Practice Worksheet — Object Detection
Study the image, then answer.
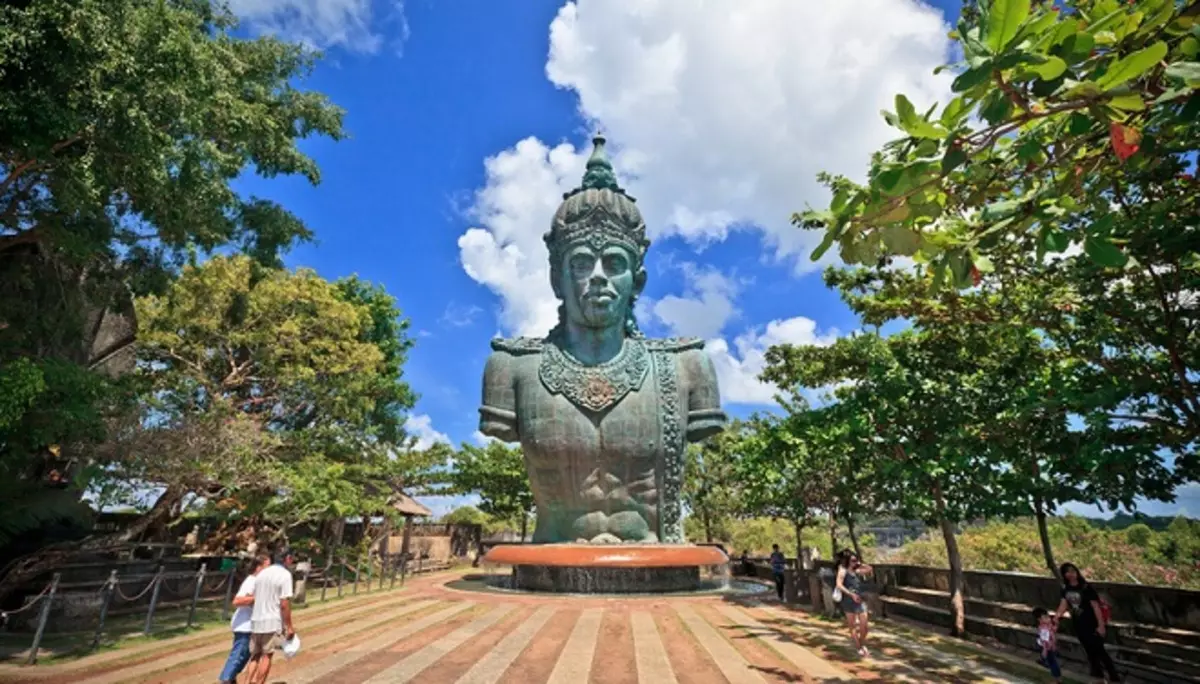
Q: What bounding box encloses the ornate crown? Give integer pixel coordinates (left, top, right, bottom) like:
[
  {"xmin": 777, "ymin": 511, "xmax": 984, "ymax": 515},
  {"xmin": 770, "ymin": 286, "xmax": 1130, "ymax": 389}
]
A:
[{"xmin": 544, "ymin": 135, "xmax": 649, "ymax": 263}]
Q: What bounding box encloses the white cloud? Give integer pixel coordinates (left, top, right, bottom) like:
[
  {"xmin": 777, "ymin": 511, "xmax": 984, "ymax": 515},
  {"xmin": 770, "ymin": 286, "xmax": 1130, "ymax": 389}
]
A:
[
  {"xmin": 707, "ymin": 317, "xmax": 839, "ymax": 405},
  {"xmin": 460, "ymin": 0, "xmax": 952, "ymax": 338},
  {"xmin": 404, "ymin": 413, "xmax": 450, "ymax": 449},
  {"xmin": 227, "ymin": 0, "xmax": 406, "ymax": 53},
  {"xmin": 458, "ymin": 138, "xmax": 586, "ymax": 338},
  {"xmin": 440, "ymin": 302, "xmax": 483, "ymax": 328},
  {"xmin": 470, "ymin": 430, "xmax": 497, "ymax": 446},
  {"xmin": 648, "ymin": 264, "xmax": 741, "ymax": 339}
]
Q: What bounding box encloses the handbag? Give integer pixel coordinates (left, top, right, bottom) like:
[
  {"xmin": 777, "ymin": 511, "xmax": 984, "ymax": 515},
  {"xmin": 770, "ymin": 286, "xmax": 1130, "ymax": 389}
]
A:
[{"xmin": 832, "ymin": 587, "xmax": 843, "ymax": 602}]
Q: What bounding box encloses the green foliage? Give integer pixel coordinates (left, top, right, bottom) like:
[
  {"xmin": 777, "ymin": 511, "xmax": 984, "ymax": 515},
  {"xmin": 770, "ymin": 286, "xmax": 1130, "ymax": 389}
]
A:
[
  {"xmin": 890, "ymin": 515, "xmax": 1200, "ymax": 589},
  {"xmin": 800, "ymin": 0, "xmax": 1197, "ymax": 276},
  {"xmin": 0, "ymin": 0, "xmax": 345, "ymax": 556},
  {"xmin": 441, "ymin": 442, "xmax": 534, "ymax": 525},
  {"xmin": 1124, "ymin": 523, "xmax": 1154, "ymax": 547},
  {"xmin": 440, "ymin": 505, "xmax": 522, "ymax": 537},
  {"xmin": 795, "ymin": 0, "xmax": 1200, "ymax": 467},
  {"xmin": 117, "ymin": 255, "xmax": 424, "ymax": 536},
  {"xmin": 688, "ymin": 516, "xmax": 875, "ymax": 561},
  {"xmin": 683, "ymin": 422, "xmax": 744, "ymax": 543},
  {"xmin": 0, "ymin": 0, "xmax": 344, "ymax": 271}
]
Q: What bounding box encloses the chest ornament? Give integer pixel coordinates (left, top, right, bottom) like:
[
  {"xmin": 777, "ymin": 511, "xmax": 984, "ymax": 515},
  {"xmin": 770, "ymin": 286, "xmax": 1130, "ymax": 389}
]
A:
[{"xmin": 539, "ymin": 338, "xmax": 649, "ymax": 413}]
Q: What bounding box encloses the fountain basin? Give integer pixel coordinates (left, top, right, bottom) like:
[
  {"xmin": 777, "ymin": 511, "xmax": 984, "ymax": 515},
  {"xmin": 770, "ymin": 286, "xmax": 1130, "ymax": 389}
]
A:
[{"xmin": 481, "ymin": 544, "xmax": 729, "ymax": 594}]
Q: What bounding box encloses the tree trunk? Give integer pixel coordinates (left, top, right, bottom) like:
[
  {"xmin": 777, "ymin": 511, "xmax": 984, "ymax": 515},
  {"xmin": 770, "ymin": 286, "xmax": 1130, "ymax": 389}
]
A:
[
  {"xmin": 0, "ymin": 484, "xmax": 186, "ymax": 602},
  {"xmin": 847, "ymin": 512, "xmax": 864, "ymax": 560},
  {"xmin": 828, "ymin": 512, "xmax": 839, "ymax": 557},
  {"xmin": 1034, "ymin": 497, "xmax": 1058, "ymax": 579},
  {"xmin": 939, "ymin": 516, "xmax": 966, "ymax": 637},
  {"xmin": 793, "ymin": 519, "xmax": 805, "ymax": 570},
  {"xmin": 703, "ymin": 511, "xmax": 714, "ymax": 544},
  {"xmin": 520, "ymin": 513, "xmax": 528, "ymax": 543}
]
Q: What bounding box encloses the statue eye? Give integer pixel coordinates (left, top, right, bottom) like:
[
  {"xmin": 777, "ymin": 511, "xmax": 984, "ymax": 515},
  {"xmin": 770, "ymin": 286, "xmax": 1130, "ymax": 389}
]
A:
[
  {"xmin": 569, "ymin": 254, "xmax": 595, "ymax": 274},
  {"xmin": 603, "ymin": 254, "xmax": 628, "ymax": 274}
]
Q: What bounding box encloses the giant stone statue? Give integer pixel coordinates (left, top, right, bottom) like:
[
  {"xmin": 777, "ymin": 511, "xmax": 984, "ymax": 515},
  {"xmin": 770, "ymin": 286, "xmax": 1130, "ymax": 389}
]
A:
[{"xmin": 479, "ymin": 136, "xmax": 726, "ymax": 545}]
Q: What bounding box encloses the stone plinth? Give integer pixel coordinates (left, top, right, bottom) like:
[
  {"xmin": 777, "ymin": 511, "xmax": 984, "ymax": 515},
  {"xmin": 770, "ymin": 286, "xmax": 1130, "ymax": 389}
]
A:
[{"xmin": 482, "ymin": 544, "xmax": 728, "ymax": 594}]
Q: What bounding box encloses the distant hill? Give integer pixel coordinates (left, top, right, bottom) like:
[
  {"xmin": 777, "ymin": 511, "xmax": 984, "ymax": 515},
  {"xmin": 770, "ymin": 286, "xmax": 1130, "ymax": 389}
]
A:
[{"xmin": 1086, "ymin": 512, "xmax": 1195, "ymax": 532}]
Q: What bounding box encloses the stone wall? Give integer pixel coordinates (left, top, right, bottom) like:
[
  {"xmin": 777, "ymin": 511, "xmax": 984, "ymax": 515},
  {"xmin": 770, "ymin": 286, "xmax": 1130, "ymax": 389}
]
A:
[
  {"xmin": 863, "ymin": 563, "xmax": 1200, "ymax": 632},
  {"xmin": 809, "ymin": 561, "xmax": 1200, "ymax": 683}
]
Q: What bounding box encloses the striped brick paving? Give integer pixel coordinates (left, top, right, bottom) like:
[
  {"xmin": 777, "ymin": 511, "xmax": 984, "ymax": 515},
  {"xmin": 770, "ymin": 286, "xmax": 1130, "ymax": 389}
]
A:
[{"xmin": 0, "ymin": 573, "xmax": 1037, "ymax": 684}]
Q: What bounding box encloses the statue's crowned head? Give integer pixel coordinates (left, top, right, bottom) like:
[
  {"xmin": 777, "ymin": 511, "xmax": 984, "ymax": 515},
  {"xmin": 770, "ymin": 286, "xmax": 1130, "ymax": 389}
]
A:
[{"xmin": 545, "ymin": 135, "xmax": 649, "ymax": 338}]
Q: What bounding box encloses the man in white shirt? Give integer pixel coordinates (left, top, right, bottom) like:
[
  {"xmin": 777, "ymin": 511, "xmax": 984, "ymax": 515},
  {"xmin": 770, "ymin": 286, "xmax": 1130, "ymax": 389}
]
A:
[
  {"xmin": 219, "ymin": 554, "xmax": 269, "ymax": 684},
  {"xmin": 246, "ymin": 550, "xmax": 297, "ymax": 684}
]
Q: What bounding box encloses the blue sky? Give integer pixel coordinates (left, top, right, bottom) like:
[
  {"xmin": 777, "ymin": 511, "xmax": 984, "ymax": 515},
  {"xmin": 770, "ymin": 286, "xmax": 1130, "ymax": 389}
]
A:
[{"xmin": 229, "ymin": 0, "xmax": 1196, "ymax": 519}]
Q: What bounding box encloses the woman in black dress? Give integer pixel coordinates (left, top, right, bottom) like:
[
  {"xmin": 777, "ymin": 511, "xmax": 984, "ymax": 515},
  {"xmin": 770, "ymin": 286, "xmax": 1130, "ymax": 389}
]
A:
[{"xmin": 1054, "ymin": 562, "xmax": 1120, "ymax": 682}]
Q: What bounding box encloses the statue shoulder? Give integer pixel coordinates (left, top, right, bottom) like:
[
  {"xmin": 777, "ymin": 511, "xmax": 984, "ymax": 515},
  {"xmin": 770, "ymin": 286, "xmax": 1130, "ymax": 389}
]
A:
[
  {"xmin": 644, "ymin": 337, "xmax": 706, "ymax": 354},
  {"xmin": 489, "ymin": 336, "xmax": 546, "ymax": 356}
]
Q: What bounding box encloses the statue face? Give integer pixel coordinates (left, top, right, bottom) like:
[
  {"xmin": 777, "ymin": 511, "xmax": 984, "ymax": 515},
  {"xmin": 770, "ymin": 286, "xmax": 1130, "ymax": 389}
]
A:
[{"xmin": 559, "ymin": 242, "xmax": 641, "ymax": 330}]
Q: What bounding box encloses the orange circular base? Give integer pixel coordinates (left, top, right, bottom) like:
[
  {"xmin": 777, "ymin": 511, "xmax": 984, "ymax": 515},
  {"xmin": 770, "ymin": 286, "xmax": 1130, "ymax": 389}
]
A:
[{"xmin": 481, "ymin": 544, "xmax": 728, "ymax": 569}]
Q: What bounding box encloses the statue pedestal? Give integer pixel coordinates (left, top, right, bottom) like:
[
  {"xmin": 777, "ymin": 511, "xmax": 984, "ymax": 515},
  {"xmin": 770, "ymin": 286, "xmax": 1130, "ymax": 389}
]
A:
[{"xmin": 481, "ymin": 544, "xmax": 728, "ymax": 594}]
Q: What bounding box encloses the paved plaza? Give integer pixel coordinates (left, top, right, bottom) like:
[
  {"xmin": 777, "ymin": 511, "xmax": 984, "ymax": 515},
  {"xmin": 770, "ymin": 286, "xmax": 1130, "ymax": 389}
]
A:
[{"xmin": 0, "ymin": 572, "xmax": 1038, "ymax": 684}]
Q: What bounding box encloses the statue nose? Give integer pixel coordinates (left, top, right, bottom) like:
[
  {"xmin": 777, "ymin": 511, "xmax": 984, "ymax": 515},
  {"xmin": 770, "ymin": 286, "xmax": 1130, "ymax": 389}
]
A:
[{"xmin": 588, "ymin": 261, "xmax": 607, "ymax": 282}]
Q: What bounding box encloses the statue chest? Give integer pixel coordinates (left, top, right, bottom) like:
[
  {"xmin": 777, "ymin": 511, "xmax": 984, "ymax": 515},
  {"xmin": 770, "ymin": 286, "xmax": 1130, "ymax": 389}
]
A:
[{"xmin": 516, "ymin": 366, "xmax": 667, "ymax": 465}]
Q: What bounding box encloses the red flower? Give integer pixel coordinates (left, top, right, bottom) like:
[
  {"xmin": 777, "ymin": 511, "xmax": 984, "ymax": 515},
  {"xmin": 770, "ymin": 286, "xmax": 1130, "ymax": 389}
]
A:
[
  {"xmin": 1109, "ymin": 122, "xmax": 1141, "ymax": 162},
  {"xmin": 971, "ymin": 265, "xmax": 982, "ymax": 287}
]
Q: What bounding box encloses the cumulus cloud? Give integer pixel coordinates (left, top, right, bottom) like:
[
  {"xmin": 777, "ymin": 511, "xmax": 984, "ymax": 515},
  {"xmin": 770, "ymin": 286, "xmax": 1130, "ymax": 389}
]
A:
[
  {"xmin": 404, "ymin": 413, "xmax": 450, "ymax": 449},
  {"xmin": 707, "ymin": 317, "xmax": 839, "ymax": 405},
  {"xmin": 227, "ymin": 0, "xmax": 407, "ymax": 53},
  {"xmin": 648, "ymin": 264, "xmax": 741, "ymax": 339},
  {"xmin": 460, "ymin": 0, "xmax": 952, "ymax": 339}
]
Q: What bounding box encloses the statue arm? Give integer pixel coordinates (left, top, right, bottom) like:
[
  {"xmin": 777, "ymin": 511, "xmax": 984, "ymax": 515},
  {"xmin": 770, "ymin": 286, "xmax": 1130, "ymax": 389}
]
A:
[
  {"xmin": 479, "ymin": 351, "xmax": 519, "ymax": 442},
  {"xmin": 682, "ymin": 348, "xmax": 726, "ymax": 442}
]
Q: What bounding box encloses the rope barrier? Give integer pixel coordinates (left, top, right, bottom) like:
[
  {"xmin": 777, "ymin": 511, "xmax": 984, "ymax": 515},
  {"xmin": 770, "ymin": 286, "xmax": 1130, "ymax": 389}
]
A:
[
  {"xmin": 115, "ymin": 571, "xmax": 161, "ymax": 602},
  {"xmin": 0, "ymin": 580, "xmax": 54, "ymax": 623}
]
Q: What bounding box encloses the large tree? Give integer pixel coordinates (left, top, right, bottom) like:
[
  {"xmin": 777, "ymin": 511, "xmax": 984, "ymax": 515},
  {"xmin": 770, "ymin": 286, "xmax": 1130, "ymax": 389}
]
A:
[
  {"xmin": 0, "ymin": 257, "xmax": 425, "ymax": 599},
  {"xmin": 795, "ymin": 0, "xmax": 1200, "ymax": 467},
  {"xmin": 0, "ymin": 0, "xmax": 344, "ymax": 553}
]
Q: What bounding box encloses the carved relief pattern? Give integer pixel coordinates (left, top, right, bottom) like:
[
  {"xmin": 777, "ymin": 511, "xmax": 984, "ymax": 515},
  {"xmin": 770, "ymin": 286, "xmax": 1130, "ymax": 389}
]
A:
[
  {"xmin": 539, "ymin": 338, "xmax": 650, "ymax": 413},
  {"xmin": 653, "ymin": 348, "xmax": 684, "ymax": 544}
]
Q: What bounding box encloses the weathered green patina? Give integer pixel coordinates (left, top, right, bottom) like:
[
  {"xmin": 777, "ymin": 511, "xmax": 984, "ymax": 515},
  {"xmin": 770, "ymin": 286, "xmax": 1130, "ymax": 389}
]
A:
[{"xmin": 479, "ymin": 136, "xmax": 726, "ymax": 544}]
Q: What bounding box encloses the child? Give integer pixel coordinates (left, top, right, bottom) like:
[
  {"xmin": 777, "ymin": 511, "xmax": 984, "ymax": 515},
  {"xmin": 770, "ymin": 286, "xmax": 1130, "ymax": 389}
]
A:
[{"xmin": 1033, "ymin": 607, "xmax": 1062, "ymax": 683}]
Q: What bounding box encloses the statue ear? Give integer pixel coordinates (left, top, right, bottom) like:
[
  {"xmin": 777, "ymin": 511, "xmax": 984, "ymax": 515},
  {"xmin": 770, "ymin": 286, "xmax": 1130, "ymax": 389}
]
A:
[{"xmin": 633, "ymin": 267, "xmax": 647, "ymax": 296}]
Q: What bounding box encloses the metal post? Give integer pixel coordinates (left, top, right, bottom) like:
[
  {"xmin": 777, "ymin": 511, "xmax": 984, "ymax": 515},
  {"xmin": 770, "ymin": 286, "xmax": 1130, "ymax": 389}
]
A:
[
  {"xmin": 222, "ymin": 566, "xmax": 236, "ymax": 620},
  {"xmin": 143, "ymin": 566, "xmax": 164, "ymax": 635},
  {"xmin": 320, "ymin": 550, "xmax": 331, "ymax": 602},
  {"xmin": 27, "ymin": 573, "xmax": 60, "ymax": 665},
  {"xmin": 91, "ymin": 570, "xmax": 118, "ymax": 651},
  {"xmin": 389, "ymin": 555, "xmax": 397, "ymax": 590},
  {"xmin": 400, "ymin": 555, "xmax": 407, "ymax": 586},
  {"xmin": 337, "ymin": 558, "xmax": 344, "ymax": 598},
  {"xmin": 366, "ymin": 554, "xmax": 372, "ymax": 593},
  {"xmin": 186, "ymin": 565, "xmax": 206, "ymax": 628},
  {"xmin": 379, "ymin": 545, "xmax": 388, "ymax": 591},
  {"xmin": 353, "ymin": 558, "xmax": 360, "ymax": 595}
]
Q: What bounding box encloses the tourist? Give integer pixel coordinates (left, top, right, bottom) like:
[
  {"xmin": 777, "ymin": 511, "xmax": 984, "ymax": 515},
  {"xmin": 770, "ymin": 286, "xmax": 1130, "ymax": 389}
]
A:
[
  {"xmin": 1033, "ymin": 607, "xmax": 1062, "ymax": 684},
  {"xmin": 740, "ymin": 550, "xmax": 754, "ymax": 578},
  {"xmin": 768, "ymin": 544, "xmax": 786, "ymax": 600},
  {"xmin": 245, "ymin": 549, "xmax": 297, "ymax": 684},
  {"xmin": 1054, "ymin": 562, "xmax": 1120, "ymax": 682},
  {"xmin": 219, "ymin": 554, "xmax": 270, "ymax": 684},
  {"xmin": 835, "ymin": 549, "xmax": 873, "ymax": 657}
]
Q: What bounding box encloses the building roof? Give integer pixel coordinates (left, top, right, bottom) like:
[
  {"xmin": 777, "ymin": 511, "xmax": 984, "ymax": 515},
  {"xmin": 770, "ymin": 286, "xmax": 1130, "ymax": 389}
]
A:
[{"xmin": 389, "ymin": 491, "xmax": 432, "ymax": 518}]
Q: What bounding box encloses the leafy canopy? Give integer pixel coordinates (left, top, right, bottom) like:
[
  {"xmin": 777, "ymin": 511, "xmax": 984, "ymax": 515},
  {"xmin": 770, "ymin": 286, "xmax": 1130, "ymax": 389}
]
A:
[{"xmin": 798, "ymin": 0, "xmax": 1199, "ymax": 284}]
